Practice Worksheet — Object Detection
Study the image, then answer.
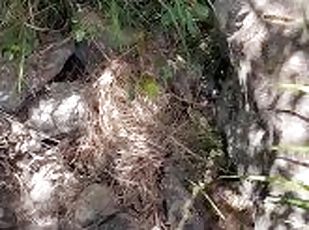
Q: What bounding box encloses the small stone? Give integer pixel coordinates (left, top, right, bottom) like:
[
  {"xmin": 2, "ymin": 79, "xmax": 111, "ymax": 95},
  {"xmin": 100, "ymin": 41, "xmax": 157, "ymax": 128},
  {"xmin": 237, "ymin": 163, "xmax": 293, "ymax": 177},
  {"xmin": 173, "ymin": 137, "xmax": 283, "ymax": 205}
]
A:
[{"xmin": 74, "ymin": 184, "xmax": 118, "ymax": 227}]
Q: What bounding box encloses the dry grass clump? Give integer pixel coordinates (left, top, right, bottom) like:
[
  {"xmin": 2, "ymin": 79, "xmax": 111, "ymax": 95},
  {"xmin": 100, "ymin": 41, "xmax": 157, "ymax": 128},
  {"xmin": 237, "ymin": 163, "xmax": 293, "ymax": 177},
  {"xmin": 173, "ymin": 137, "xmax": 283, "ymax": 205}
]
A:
[
  {"xmin": 62, "ymin": 59, "xmax": 173, "ymax": 226},
  {"xmin": 64, "ymin": 53, "xmax": 225, "ymax": 226}
]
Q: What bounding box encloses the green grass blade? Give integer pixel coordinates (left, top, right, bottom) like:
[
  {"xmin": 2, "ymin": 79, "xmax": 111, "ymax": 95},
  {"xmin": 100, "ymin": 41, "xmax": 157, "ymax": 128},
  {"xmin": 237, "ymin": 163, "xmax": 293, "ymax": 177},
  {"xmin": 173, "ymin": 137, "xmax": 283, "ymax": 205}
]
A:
[{"xmin": 279, "ymin": 83, "xmax": 309, "ymax": 93}]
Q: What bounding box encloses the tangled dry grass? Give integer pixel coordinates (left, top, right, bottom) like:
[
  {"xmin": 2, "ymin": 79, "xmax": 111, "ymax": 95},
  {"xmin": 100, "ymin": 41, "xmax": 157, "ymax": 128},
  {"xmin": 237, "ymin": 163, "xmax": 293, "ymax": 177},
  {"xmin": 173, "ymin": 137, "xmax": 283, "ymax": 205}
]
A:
[
  {"xmin": 61, "ymin": 60, "xmax": 174, "ymax": 227},
  {"xmin": 61, "ymin": 57, "xmax": 222, "ymax": 228}
]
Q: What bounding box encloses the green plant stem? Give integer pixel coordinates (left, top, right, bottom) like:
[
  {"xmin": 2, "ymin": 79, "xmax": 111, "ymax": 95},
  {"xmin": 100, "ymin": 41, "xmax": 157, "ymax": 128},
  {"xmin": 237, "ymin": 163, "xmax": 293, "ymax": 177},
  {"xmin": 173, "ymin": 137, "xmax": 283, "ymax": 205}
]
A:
[
  {"xmin": 17, "ymin": 26, "xmax": 26, "ymax": 92},
  {"xmin": 157, "ymin": 0, "xmax": 190, "ymax": 59}
]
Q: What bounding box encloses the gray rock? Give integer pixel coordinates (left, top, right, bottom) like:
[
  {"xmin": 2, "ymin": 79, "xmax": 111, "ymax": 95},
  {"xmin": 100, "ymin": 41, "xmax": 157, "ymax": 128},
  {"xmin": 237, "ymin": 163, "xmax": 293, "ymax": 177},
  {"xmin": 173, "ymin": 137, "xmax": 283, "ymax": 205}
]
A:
[
  {"xmin": 71, "ymin": 183, "xmax": 135, "ymax": 229},
  {"xmin": 162, "ymin": 168, "xmax": 207, "ymax": 230},
  {"xmin": 0, "ymin": 60, "xmax": 17, "ymax": 109},
  {"xmin": 27, "ymin": 82, "xmax": 87, "ymax": 136},
  {"xmin": 0, "ymin": 37, "xmax": 74, "ymax": 111},
  {"xmin": 0, "ymin": 201, "xmax": 17, "ymax": 229},
  {"xmin": 94, "ymin": 214, "xmax": 134, "ymax": 230},
  {"xmin": 73, "ymin": 183, "xmax": 118, "ymax": 227}
]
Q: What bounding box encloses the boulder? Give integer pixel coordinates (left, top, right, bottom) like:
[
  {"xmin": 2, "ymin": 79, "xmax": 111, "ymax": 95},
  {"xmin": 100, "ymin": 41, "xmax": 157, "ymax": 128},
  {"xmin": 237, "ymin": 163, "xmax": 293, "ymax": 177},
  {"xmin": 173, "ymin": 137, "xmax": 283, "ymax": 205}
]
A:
[{"xmin": 213, "ymin": 0, "xmax": 309, "ymax": 228}]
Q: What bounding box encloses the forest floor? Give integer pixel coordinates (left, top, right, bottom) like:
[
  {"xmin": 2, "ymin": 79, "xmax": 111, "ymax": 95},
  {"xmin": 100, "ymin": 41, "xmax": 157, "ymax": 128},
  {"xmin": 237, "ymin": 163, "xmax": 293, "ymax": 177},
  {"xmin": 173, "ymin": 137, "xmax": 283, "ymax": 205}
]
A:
[{"xmin": 0, "ymin": 1, "xmax": 254, "ymax": 229}]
